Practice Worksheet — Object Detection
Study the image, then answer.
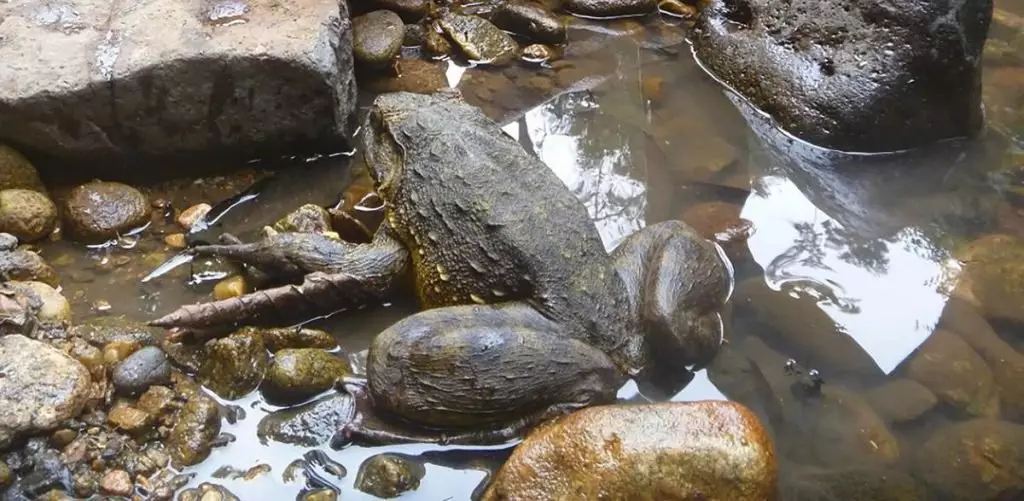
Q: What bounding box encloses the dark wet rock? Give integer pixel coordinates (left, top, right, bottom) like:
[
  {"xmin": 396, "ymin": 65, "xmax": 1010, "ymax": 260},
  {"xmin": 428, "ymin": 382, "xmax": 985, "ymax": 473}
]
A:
[
  {"xmin": 564, "ymin": 0, "xmax": 657, "ymax": 17},
  {"xmin": 781, "ymin": 463, "xmax": 924, "ymax": 501},
  {"xmin": 111, "ymin": 346, "xmax": 172, "ymax": 396},
  {"xmin": 903, "ymin": 329, "xmax": 1000, "ymax": 418},
  {"xmin": 160, "ymin": 340, "xmax": 205, "ymax": 373},
  {"xmin": 167, "ymin": 390, "xmax": 221, "ymax": 468},
  {"xmin": 941, "ymin": 298, "xmax": 1024, "ymax": 420},
  {"xmin": 0, "ymin": 145, "xmax": 46, "ymax": 193},
  {"xmin": 353, "ymin": 10, "xmax": 406, "ymax": 68},
  {"xmin": 0, "ymin": 335, "xmax": 91, "ymax": 448},
  {"xmin": 70, "ymin": 315, "xmax": 160, "ymax": 347},
  {"xmin": 955, "ymin": 234, "xmax": 1024, "ymax": 326},
  {"xmin": 482, "ymin": 401, "xmax": 777, "ymax": 500},
  {"xmin": 439, "ymin": 13, "xmax": 518, "ymax": 65},
  {"xmin": 177, "ymin": 482, "xmax": 240, "ymax": 501},
  {"xmin": 914, "ymin": 419, "xmax": 1024, "ymax": 500},
  {"xmin": 272, "ymin": 204, "xmax": 333, "ymax": 234},
  {"xmin": 0, "ymin": 189, "xmax": 57, "ymax": 243},
  {"xmin": 490, "ymin": 1, "xmax": 566, "ymax": 44},
  {"xmin": 734, "ymin": 278, "xmax": 883, "ymax": 379},
  {"xmin": 355, "ymin": 453, "xmax": 425, "ymax": 499},
  {"xmin": 692, "ymin": 0, "xmax": 992, "ymax": 152},
  {"xmin": 199, "ymin": 329, "xmax": 269, "ymax": 400},
  {"xmin": 252, "ymin": 326, "xmax": 337, "ymax": 352},
  {"xmin": 262, "ymin": 349, "xmax": 352, "ymax": 404},
  {"xmin": 363, "ymin": 59, "xmax": 450, "ymax": 95},
  {"xmin": 864, "ymin": 379, "xmax": 938, "ymax": 424},
  {"xmin": 61, "ymin": 182, "xmax": 149, "ymax": 243},
  {"xmin": 19, "ymin": 449, "xmax": 73, "ymax": 497},
  {"xmin": 403, "ymin": 23, "xmax": 426, "ymax": 46},
  {"xmin": 0, "ymin": 245, "xmax": 60, "ymax": 287},
  {"xmin": 301, "ymin": 489, "xmax": 338, "ymax": 501},
  {"xmin": 0, "ymin": 0, "xmax": 357, "ymax": 176}
]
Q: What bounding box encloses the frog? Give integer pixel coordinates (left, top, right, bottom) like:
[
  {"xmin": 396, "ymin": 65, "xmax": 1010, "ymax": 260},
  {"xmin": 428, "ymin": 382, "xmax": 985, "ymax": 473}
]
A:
[{"xmin": 150, "ymin": 89, "xmax": 732, "ymax": 445}]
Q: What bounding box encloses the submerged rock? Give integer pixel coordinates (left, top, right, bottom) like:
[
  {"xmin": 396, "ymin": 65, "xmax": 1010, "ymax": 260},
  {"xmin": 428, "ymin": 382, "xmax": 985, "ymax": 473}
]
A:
[
  {"xmin": 954, "ymin": 234, "xmax": 1024, "ymax": 326},
  {"xmin": 903, "ymin": 329, "xmax": 1000, "ymax": 418},
  {"xmin": 0, "ymin": 189, "xmax": 57, "ymax": 243},
  {"xmin": 0, "ymin": 0, "xmax": 357, "ymax": 175},
  {"xmin": 692, "ymin": 0, "xmax": 992, "ymax": 152},
  {"xmin": 355, "ymin": 453, "xmax": 426, "ymax": 499},
  {"xmin": 781, "ymin": 464, "xmax": 924, "ymax": 501},
  {"xmin": 0, "ymin": 335, "xmax": 91, "ymax": 449},
  {"xmin": 439, "ymin": 13, "xmax": 518, "ymax": 65},
  {"xmin": 482, "ymin": 401, "xmax": 777, "ymax": 500},
  {"xmin": 257, "ymin": 393, "xmax": 355, "ymax": 446},
  {"xmin": 69, "ymin": 315, "xmax": 160, "ymax": 347},
  {"xmin": 352, "ymin": 10, "xmax": 406, "ymax": 68},
  {"xmin": 61, "ymin": 181, "xmax": 150, "ymax": 243},
  {"xmin": 363, "ymin": 59, "xmax": 450, "ymax": 95},
  {"xmin": 914, "ymin": 419, "xmax": 1024, "ymax": 500},
  {"xmin": 863, "ymin": 378, "xmax": 938, "ymax": 424}
]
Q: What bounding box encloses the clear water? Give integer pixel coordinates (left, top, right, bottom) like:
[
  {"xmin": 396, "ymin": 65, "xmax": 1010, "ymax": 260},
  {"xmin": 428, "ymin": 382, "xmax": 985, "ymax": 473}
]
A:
[{"xmin": 34, "ymin": 4, "xmax": 1024, "ymax": 500}]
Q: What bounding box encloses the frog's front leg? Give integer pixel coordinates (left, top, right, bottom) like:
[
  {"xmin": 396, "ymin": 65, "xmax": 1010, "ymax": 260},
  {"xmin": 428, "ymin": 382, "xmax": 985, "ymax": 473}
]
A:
[
  {"xmin": 148, "ymin": 227, "xmax": 410, "ymax": 332},
  {"xmin": 611, "ymin": 220, "xmax": 733, "ymax": 383},
  {"xmin": 331, "ymin": 302, "xmax": 628, "ymax": 447}
]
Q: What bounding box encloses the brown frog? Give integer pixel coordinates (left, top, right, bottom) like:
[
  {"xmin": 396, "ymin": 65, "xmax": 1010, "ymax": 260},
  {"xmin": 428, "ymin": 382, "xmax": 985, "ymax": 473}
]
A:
[{"xmin": 151, "ymin": 89, "xmax": 732, "ymax": 445}]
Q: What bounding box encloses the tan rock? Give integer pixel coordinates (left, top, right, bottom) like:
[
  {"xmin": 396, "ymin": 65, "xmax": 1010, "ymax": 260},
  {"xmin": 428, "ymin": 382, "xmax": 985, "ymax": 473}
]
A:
[
  {"xmin": 99, "ymin": 469, "xmax": 133, "ymax": 496},
  {"xmin": 177, "ymin": 204, "xmax": 212, "ymax": 230},
  {"xmin": 482, "ymin": 401, "xmax": 777, "ymax": 501},
  {"xmin": 904, "ymin": 329, "xmax": 1000, "ymax": 418}
]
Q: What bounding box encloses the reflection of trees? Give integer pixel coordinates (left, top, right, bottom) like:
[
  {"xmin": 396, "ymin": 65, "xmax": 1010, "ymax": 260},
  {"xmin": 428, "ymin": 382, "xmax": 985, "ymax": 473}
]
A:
[
  {"xmin": 821, "ymin": 220, "xmax": 890, "ymax": 276},
  {"xmin": 527, "ymin": 90, "xmax": 649, "ymax": 249}
]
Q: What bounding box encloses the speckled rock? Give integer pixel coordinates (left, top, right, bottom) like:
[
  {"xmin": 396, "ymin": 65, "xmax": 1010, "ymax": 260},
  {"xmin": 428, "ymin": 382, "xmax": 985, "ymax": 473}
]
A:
[
  {"xmin": 353, "ymin": 10, "xmax": 406, "ymax": 68},
  {"xmin": 199, "ymin": 329, "xmax": 269, "ymax": 400},
  {"xmin": 61, "ymin": 181, "xmax": 150, "ymax": 243},
  {"xmin": 355, "ymin": 453, "xmax": 426, "ymax": 498},
  {"xmin": 112, "ymin": 346, "xmax": 172, "ymax": 396},
  {"xmin": 692, "ymin": 0, "xmax": 992, "ymax": 151},
  {"xmin": 0, "ymin": 244, "xmax": 60, "ymax": 286},
  {"xmin": 482, "ymin": 401, "xmax": 777, "ymax": 500},
  {"xmin": 0, "ymin": 189, "xmax": 57, "ymax": 243},
  {"xmin": 439, "ymin": 13, "xmax": 518, "ymax": 65},
  {"xmin": 0, "ymin": 335, "xmax": 91, "ymax": 448},
  {"xmin": 0, "ymin": 0, "xmax": 357, "ymax": 176},
  {"xmin": 490, "ymin": 1, "xmax": 566, "ymax": 44},
  {"xmin": 262, "ymin": 348, "xmax": 352, "ymax": 404}
]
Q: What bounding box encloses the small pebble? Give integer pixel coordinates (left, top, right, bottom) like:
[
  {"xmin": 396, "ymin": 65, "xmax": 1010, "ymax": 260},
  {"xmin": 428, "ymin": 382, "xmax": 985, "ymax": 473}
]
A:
[
  {"xmin": 103, "ymin": 340, "xmax": 142, "ymax": 366},
  {"xmin": 213, "ymin": 275, "xmax": 249, "ymax": 300},
  {"xmin": 99, "ymin": 469, "xmax": 133, "ymax": 496},
  {"xmin": 164, "ymin": 233, "xmax": 187, "ymax": 248},
  {"xmin": 136, "ymin": 386, "xmax": 177, "ymax": 417},
  {"xmin": 177, "ymin": 203, "xmax": 212, "ymax": 230},
  {"xmin": 92, "ymin": 300, "xmax": 112, "ymax": 313},
  {"xmin": 108, "ymin": 405, "xmax": 153, "ymax": 434}
]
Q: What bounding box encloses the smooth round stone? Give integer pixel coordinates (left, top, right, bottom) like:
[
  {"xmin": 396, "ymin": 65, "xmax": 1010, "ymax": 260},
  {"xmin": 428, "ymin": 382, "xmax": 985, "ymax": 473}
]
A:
[{"xmin": 111, "ymin": 346, "xmax": 172, "ymax": 396}]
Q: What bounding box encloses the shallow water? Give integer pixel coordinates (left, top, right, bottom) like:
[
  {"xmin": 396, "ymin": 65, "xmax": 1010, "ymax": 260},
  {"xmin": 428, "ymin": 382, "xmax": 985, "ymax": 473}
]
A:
[{"xmin": 32, "ymin": 4, "xmax": 1024, "ymax": 500}]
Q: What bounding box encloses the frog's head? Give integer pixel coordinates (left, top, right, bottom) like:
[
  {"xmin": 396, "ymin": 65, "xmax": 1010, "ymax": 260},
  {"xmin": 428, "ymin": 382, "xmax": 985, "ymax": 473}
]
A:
[{"xmin": 362, "ymin": 89, "xmax": 464, "ymax": 203}]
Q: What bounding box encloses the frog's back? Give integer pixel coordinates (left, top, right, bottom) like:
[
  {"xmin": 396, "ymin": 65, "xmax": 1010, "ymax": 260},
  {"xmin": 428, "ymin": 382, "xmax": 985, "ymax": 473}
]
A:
[{"xmin": 390, "ymin": 100, "xmax": 625, "ymax": 336}]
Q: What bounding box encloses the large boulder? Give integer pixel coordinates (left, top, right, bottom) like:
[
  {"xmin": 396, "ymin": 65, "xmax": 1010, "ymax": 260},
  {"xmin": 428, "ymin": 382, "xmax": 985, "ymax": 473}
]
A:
[
  {"xmin": 0, "ymin": 0, "xmax": 356, "ymax": 177},
  {"xmin": 692, "ymin": 0, "xmax": 992, "ymax": 152}
]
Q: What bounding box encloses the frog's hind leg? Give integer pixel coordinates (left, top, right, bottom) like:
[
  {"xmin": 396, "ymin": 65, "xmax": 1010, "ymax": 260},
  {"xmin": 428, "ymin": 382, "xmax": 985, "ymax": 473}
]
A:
[
  {"xmin": 611, "ymin": 220, "xmax": 733, "ymax": 380},
  {"xmin": 149, "ymin": 228, "xmax": 410, "ymax": 333},
  {"xmin": 332, "ymin": 378, "xmax": 598, "ymax": 447}
]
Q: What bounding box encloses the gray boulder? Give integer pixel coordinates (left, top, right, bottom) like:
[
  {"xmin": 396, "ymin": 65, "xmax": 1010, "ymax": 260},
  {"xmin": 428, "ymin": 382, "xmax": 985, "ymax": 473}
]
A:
[
  {"xmin": 0, "ymin": 335, "xmax": 91, "ymax": 448},
  {"xmin": 0, "ymin": 0, "xmax": 356, "ymax": 177},
  {"xmin": 693, "ymin": 0, "xmax": 992, "ymax": 152}
]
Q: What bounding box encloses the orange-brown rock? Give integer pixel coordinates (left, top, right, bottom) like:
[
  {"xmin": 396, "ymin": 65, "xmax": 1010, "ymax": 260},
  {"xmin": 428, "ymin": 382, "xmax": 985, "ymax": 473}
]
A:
[{"xmin": 482, "ymin": 401, "xmax": 777, "ymax": 501}]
